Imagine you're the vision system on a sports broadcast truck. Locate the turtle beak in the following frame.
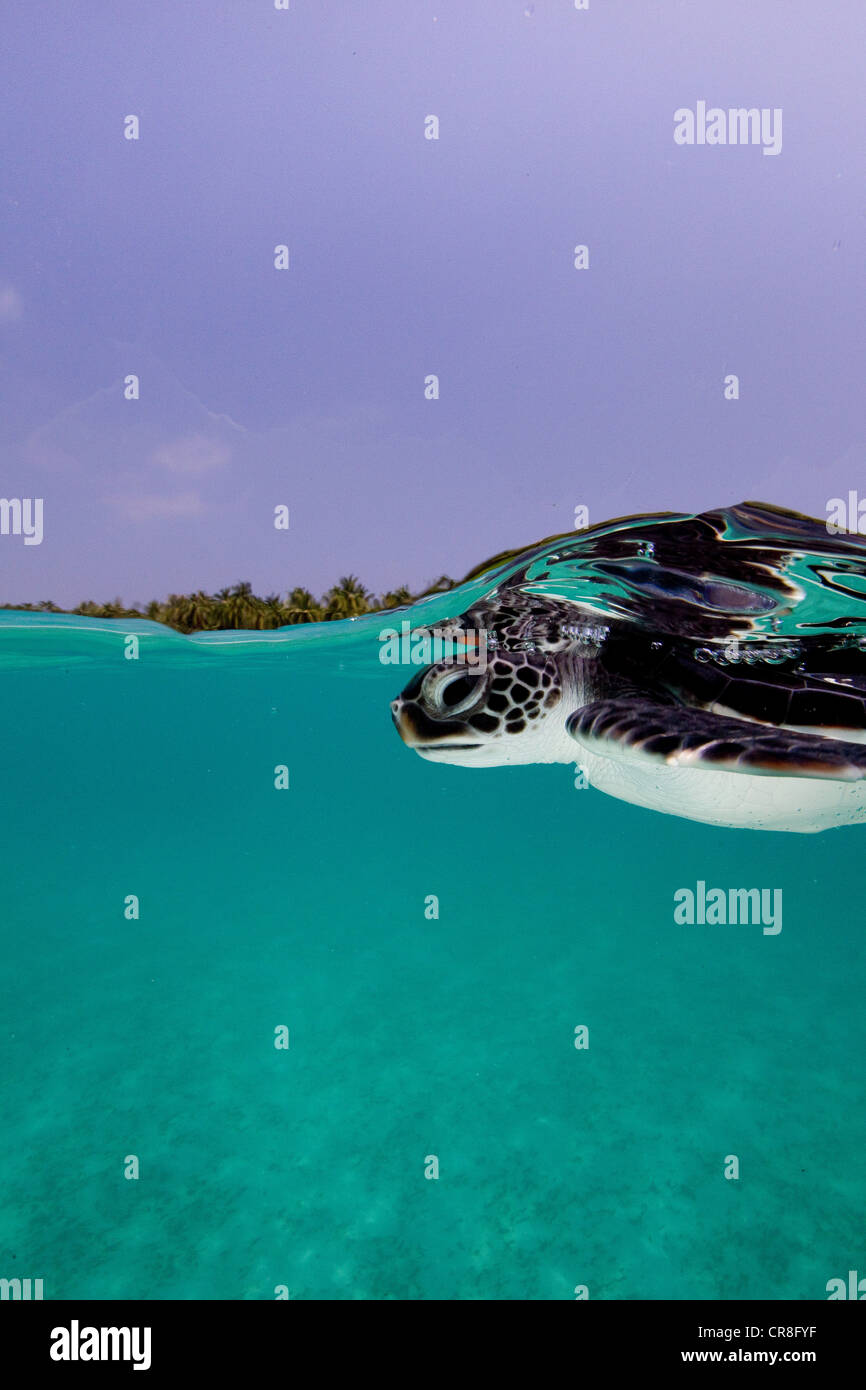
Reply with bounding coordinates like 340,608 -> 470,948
390,699 -> 416,743
390,697 -> 480,753
390,698 -> 441,747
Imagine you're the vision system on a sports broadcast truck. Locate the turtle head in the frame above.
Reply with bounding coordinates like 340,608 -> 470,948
391,651 -> 567,766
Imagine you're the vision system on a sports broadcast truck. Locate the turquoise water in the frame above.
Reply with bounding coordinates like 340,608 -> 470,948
2,531 -> 865,1299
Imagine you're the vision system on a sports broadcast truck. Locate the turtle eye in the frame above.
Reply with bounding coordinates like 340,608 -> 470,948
421,667 -> 488,716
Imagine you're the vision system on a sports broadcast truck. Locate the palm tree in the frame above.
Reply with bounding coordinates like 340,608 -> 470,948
212,582 -> 259,629
164,593 -> 193,630
101,597 -> 126,618
178,590 -> 217,631
420,574 -> 456,595
284,587 -> 324,623
324,575 -> 372,620
377,585 -> 414,611
253,593 -> 283,628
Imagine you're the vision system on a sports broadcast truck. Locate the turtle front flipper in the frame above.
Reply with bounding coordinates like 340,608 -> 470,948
568,698 -> 866,782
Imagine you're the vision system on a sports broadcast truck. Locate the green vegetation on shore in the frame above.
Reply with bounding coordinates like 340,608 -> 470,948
0,535 -> 546,633
0,575 -> 460,633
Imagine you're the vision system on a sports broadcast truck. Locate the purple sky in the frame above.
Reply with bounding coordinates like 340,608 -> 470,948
2,0 -> 865,607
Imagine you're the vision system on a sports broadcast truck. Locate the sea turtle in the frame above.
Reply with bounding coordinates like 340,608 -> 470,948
390,501 -> 866,832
